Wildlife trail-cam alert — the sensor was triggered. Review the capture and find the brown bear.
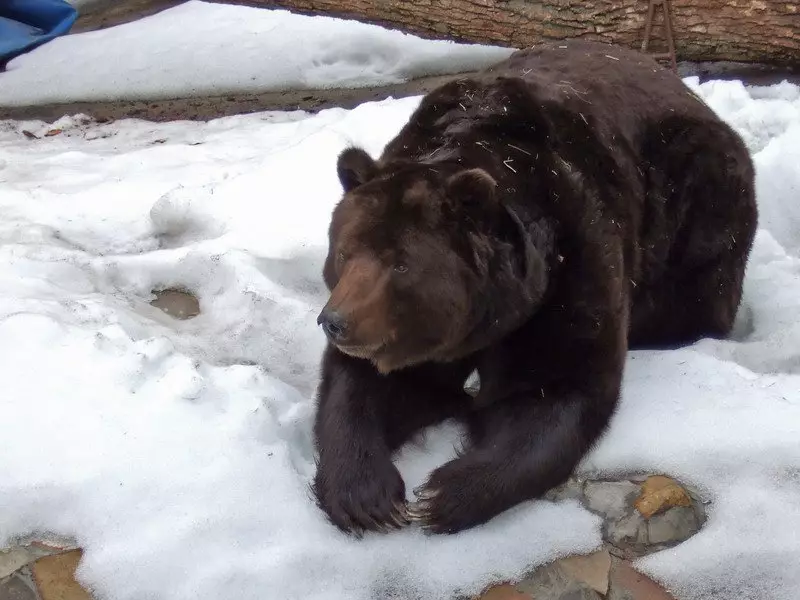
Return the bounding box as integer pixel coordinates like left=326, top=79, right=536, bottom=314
left=311, top=40, right=757, bottom=535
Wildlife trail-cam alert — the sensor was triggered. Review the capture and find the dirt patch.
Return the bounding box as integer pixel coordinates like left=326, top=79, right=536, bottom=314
left=0, top=73, right=476, bottom=123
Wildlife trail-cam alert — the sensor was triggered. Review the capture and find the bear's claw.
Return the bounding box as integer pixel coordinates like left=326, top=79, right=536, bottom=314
left=412, top=484, right=440, bottom=501
left=314, top=457, right=411, bottom=536
left=407, top=457, right=503, bottom=534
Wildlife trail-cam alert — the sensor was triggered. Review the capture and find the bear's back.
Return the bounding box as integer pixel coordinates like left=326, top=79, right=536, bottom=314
left=482, top=40, right=718, bottom=150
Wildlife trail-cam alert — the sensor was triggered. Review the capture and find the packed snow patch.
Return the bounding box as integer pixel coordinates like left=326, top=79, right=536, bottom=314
left=0, top=79, right=799, bottom=599
left=0, top=0, right=514, bottom=107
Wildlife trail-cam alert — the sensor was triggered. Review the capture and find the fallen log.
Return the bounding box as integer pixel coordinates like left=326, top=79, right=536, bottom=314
left=258, top=0, right=799, bottom=66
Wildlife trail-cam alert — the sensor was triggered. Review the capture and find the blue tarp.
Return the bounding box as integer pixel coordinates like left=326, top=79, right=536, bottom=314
left=1, top=0, right=77, bottom=65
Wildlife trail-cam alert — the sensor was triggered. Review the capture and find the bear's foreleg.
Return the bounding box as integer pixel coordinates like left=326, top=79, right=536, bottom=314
left=312, top=344, right=468, bottom=535
left=410, top=250, right=628, bottom=534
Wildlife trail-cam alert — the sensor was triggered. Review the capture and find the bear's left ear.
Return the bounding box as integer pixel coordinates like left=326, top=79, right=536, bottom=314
left=445, top=168, right=498, bottom=218
left=337, top=147, right=378, bottom=192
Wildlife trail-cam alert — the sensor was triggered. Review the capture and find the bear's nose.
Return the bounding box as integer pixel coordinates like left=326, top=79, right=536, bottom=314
left=317, top=309, right=349, bottom=343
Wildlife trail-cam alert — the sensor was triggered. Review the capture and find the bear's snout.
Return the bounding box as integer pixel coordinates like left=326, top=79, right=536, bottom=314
left=317, top=308, right=349, bottom=343
left=319, top=255, right=394, bottom=358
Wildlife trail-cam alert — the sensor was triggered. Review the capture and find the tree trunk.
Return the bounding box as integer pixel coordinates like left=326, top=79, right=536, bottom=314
left=256, top=0, right=798, bottom=66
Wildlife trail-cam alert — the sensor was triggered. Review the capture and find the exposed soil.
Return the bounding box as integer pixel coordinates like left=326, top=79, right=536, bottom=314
left=1, top=73, right=476, bottom=124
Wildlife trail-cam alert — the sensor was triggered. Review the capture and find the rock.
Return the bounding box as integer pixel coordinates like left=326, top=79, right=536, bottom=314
left=634, top=475, right=692, bottom=519
left=480, top=550, right=676, bottom=600
left=647, top=506, right=700, bottom=546
left=605, top=511, right=649, bottom=557
left=516, top=561, right=602, bottom=600
left=150, top=289, right=200, bottom=320
left=1, top=542, right=71, bottom=579
left=0, top=548, right=35, bottom=580
left=544, top=477, right=584, bottom=503
left=582, top=480, right=641, bottom=521
left=606, top=557, right=677, bottom=600
left=475, top=583, right=531, bottom=599
left=575, top=474, right=707, bottom=558
left=557, top=550, right=611, bottom=596
left=0, top=572, right=39, bottom=600
left=558, top=588, right=603, bottom=600
left=30, top=549, right=93, bottom=600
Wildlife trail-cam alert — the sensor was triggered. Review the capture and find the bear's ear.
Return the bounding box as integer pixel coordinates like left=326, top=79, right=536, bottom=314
left=445, top=168, right=498, bottom=217
left=337, top=147, right=378, bottom=192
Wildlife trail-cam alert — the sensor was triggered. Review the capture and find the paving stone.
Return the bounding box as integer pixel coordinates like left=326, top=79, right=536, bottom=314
left=516, top=562, right=602, bottom=600
left=150, top=289, right=200, bottom=320
left=475, top=583, right=531, bottom=599
left=647, top=506, right=700, bottom=546
left=1, top=543, right=71, bottom=580
left=516, top=561, right=570, bottom=597
left=30, top=550, right=93, bottom=600
left=582, top=480, right=641, bottom=521
left=634, top=475, right=692, bottom=518
left=0, top=572, right=39, bottom=600
left=605, top=511, right=648, bottom=557
left=557, top=587, right=602, bottom=600
left=607, top=557, right=677, bottom=600
left=557, top=550, right=611, bottom=596
left=543, top=477, right=584, bottom=503
left=0, top=549, right=36, bottom=580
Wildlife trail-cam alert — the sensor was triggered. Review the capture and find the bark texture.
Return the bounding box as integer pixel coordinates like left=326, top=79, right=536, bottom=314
left=257, top=0, right=798, bottom=65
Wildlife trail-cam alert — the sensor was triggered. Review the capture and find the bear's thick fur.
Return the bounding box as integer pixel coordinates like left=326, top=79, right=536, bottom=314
left=312, top=40, right=758, bottom=535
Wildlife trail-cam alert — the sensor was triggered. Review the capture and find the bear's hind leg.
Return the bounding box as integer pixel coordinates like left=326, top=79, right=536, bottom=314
left=629, top=248, right=752, bottom=348
left=630, top=115, right=758, bottom=349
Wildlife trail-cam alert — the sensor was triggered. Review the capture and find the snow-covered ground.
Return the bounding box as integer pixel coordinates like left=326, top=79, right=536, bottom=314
left=1, top=3, right=799, bottom=599
left=0, top=0, right=513, bottom=106
left=0, top=75, right=798, bottom=600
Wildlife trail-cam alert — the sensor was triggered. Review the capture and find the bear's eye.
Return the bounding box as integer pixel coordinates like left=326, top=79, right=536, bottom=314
left=394, top=264, right=409, bottom=274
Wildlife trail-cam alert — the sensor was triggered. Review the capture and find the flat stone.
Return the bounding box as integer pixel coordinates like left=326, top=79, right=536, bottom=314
left=475, top=583, right=531, bottom=599
left=634, top=475, right=692, bottom=519
left=150, top=289, right=200, bottom=320
left=0, top=548, right=36, bottom=580
left=582, top=480, right=641, bottom=521
left=605, top=511, right=648, bottom=556
left=1, top=543, right=69, bottom=580
left=0, top=572, right=39, bottom=600
left=544, top=477, right=584, bottom=503
left=30, top=550, right=93, bottom=600
left=557, top=550, right=611, bottom=595
left=607, top=557, right=677, bottom=600
left=516, top=562, right=603, bottom=600
left=647, top=506, right=700, bottom=546
left=517, top=561, right=571, bottom=597
left=558, top=587, right=603, bottom=600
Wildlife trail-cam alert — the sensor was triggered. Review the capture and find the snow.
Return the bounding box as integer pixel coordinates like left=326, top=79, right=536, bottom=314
left=0, top=101, right=603, bottom=600
left=0, top=1, right=514, bottom=107
left=0, top=6, right=799, bottom=598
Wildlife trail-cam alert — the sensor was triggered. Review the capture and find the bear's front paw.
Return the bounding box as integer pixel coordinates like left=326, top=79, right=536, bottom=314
left=409, top=456, right=512, bottom=534
left=313, top=457, right=410, bottom=536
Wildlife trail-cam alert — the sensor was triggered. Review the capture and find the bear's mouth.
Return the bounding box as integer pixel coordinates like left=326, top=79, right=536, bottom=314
left=335, top=342, right=385, bottom=361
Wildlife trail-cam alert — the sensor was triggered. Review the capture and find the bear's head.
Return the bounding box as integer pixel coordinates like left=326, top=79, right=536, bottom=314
left=318, top=147, right=548, bottom=374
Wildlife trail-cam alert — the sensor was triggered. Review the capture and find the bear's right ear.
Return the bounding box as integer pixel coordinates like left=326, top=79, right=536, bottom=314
left=337, top=147, right=378, bottom=192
